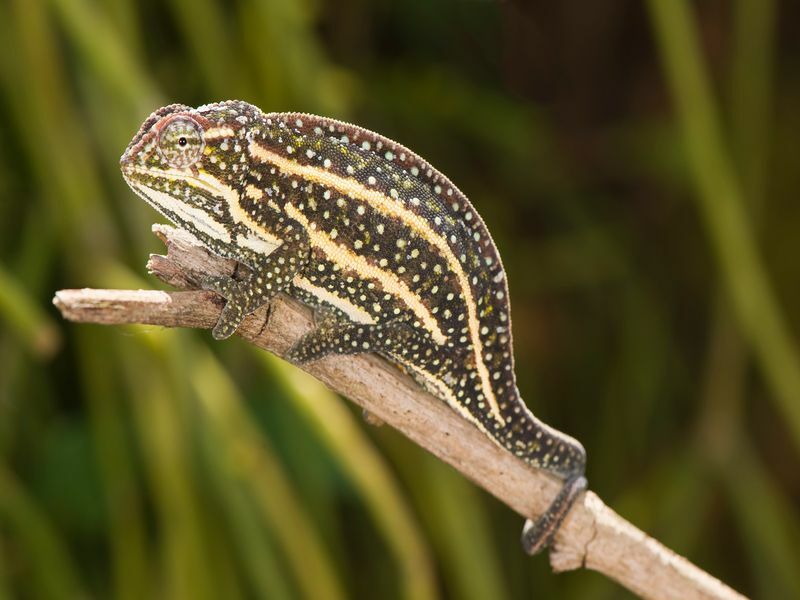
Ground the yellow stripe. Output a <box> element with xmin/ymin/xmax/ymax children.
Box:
<box><xmin>251</xmin><ymin>141</ymin><xmax>505</xmax><ymax>424</ymax></box>
<box><xmin>245</xmin><ymin>184</ymin><xmax>263</xmax><ymax>200</ymax></box>
<box><xmin>402</xmin><ymin>362</ymin><xmax>504</xmax><ymax>445</ymax></box>
<box><xmin>285</xmin><ymin>204</ymin><xmax>447</xmax><ymax>346</ymax></box>
<box><xmin>191</xmin><ymin>170</ymin><xmax>283</xmax><ymax>247</ymax></box>
<box><xmin>126</xmin><ymin>165</ymin><xmax>283</xmax><ymax>251</ymax></box>
<box><xmin>292</xmin><ymin>275</ymin><xmax>376</xmax><ymax>325</ymax></box>
<box><xmin>203</xmin><ymin>126</ymin><xmax>236</xmax><ymax>140</ymax></box>
<box><xmin>129</xmin><ymin>181</ymin><xmax>231</xmax><ymax>243</ymax></box>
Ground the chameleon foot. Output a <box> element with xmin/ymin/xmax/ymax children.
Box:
<box><xmin>521</xmin><ymin>473</ymin><xmax>587</xmax><ymax>555</ymax></box>
<box><xmin>201</xmin><ymin>276</ymin><xmax>250</xmax><ymax>340</ymax></box>
<box><xmin>286</xmin><ymin>320</ymin><xmax>413</xmax><ymax>364</ymax></box>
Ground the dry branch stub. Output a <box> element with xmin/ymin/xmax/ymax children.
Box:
<box><xmin>52</xmin><ymin>224</ymin><xmax>746</xmax><ymax>600</ymax></box>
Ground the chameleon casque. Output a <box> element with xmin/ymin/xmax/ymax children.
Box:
<box><xmin>120</xmin><ymin>100</ymin><xmax>587</xmax><ymax>554</ymax></box>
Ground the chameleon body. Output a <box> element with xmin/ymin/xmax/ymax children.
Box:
<box><xmin>120</xmin><ymin>100</ymin><xmax>587</xmax><ymax>553</ymax></box>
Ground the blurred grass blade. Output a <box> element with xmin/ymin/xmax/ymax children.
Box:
<box><xmin>263</xmin><ymin>354</ymin><xmax>439</xmax><ymax>600</ymax></box>
<box><xmin>646</xmin><ymin>0</ymin><xmax>800</xmax><ymax>452</ymax></box>
<box><xmin>0</xmin><ymin>463</ymin><xmax>86</xmax><ymax>599</ymax></box>
<box><xmin>0</xmin><ymin>544</ymin><xmax>11</xmax><ymax>600</ymax></box>
<box><xmin>725</xmin><ymin>447</ymin><xmax>800</xmax><ymax>598</ymax></box>
<box><xmin>0</xmin><ymin>262</ymin><xmax>60</xmax><ymax>358</ymax></box>
<box><xmin>190</xmin><ymin>346</ymin><xmax>347</xmax><ymax>600</ymax></box>
<box><xmin>241</xmin><ymin>0</ymin><xmax>351</xmax><ymax>114</ymax></box>
<box><xmin>76</xmin><ymin>330</ymin><xmax>151</xmax><ymax>600</ymax></box>
<box><xmin>167</xmin><ymin>0</ymin><xmax>252</xmax><ymax>99</ymax></box>
<box><xmin>198</xmin><ymin>417</ymin><xmax>295</xmax><ymax>600</ymax></box>
<box><xmin>96</xmin><ymin>0</ymin><xmax>143</xmax><ymax>61</ymax></box>
<box><xmin>3</xmin><ymin>0</ymin><xmax>117</xmax><ymax>261</ymax></box>
<box><xmin>117</xmin><ymin>338</ymin><xmax>220</xmax><ymax>600</ymax></box>
<box><xmin>381</xmin><ymin>440</ymin><xmax>510</xmax><ymax>600</ymax></box>
<box><xmin>46</xmin><ymin>0</ymin><xmax>160</xmax><ymax>114</ymax></box>
<box><xmin>730</xmin><ymin>0</ymin><xmax>776</xmax><ymax>210</ymax></box>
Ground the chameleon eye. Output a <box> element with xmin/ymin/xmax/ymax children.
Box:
<box><xmin>157</xmin><ymin>116</ymin><xmax>204</xmax><ymax>168</ymax></box>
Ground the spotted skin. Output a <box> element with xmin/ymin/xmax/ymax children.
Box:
<box><xmin>120</xmin><ymin>100</ymin><xmax>587</xmax><ymax>553</ymax></box>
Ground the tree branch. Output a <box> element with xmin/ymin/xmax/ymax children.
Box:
<box><xmin>53</xmin><ymin>224</ymin><xmax>746</xmax><ymax>600</ymax></box>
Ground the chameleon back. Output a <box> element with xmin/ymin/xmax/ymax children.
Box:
<box><xmin>243</xmin><ymin>110</ymin><xmax>583</xmax><ymax>476</ymax></box>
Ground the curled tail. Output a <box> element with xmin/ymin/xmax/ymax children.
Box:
<box><xmin>493</xmin><ymin>387</ymin><xmax>588</xmax><ymax>554</ymax></box>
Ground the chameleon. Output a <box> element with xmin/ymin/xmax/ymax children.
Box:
<box><xmin>120</xmin><ymin>100</ymin><xmax>587</xmax><ymax>554</ymax></box>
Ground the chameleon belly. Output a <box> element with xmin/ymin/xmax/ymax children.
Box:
<box><xmin>120</xmin><ymin>101</ymin><xmax>586</xmax><ymax>553</ymax></box>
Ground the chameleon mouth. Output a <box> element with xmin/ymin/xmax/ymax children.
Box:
<box><xmin>122</xmin><ymin>171</ymin><xmax>232</xmax><ymax>245</ymax></box>
<box><xmin>121</xmin><ymin>165</ymin><xmax>237</xmax><ymax>205</ymax></box>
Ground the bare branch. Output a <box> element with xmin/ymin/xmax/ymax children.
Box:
<box><xmin>53</xmin><ymin>224</ymin><xmax>746</xmax><ymax>600</ymax></box>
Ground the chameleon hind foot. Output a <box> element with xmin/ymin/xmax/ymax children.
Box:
<box><xmin>521</xmin><ymin>473</ymin><xmax>587</xmax><ymax>555</ymax></box>
<box><xmin>285</xmin><ymin>321</ymin><xmax>371</xmax><ymax>363</ymax></box>
<box><xmin>286</xmin><ymin>319</ymin><xmax>417</xmax><ymax>364</ymax></box>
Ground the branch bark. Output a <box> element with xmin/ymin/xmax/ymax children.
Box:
<box><xmin>53</xmin><ymin>224</ymin><xmax>746</xmax><ymax>600</ymax></box>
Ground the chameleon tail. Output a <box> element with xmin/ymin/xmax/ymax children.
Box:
<box><xmin>521</xmin><ymin>472</ymin><xmax>587</xmax><ymax>554</ymax></box>
<box><xmin>498</xmin><ymin>403</ymin><xmax>587</xmax><ymax>554</ymax></box>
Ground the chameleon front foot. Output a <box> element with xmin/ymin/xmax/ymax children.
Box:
<box><xmin>201</xmin><ymin>275</ymin><xmax>252</xmax><ymax>340</ymax></box>
<box><xmin>521</xmin><ymin>473</ymin><xmax>587</xmax><ymax>555</ymax></box>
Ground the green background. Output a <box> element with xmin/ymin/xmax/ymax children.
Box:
<box><xmin>0</xmin><ymin>0</ymin><xmax>798</xmax><ymax>598</ymax></box>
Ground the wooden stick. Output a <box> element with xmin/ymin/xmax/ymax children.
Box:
<box><xmin>53</xmin><ymin>225</ymin><xmax>746</xmax><ymax>600</ymax></box>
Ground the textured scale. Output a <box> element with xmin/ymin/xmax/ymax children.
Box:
<box><xmin>120</xmin><ymin>100</ymin><xmax>587</xmax><ymax>553</ymax></box>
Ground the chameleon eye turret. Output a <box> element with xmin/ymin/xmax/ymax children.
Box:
<box><xmin>157</xmin><ymin>116</ymin><xmax>205</xmax><ymax>168</ymax></box>
<box><xmin>121</xmin><ymin>100</ymin><xmax>588</xmax><ymax>556</ymax></box>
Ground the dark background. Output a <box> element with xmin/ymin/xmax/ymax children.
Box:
<box><xmin>0</xmin><ymin>0</ymin><xmax>798</xmax><ymax>598</ymax></box>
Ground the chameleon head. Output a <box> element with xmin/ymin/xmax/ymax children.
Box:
<box><xmin>119</xmin><ymin>101</ymin><xmax>261</xmax><ymax>241</ymax></box>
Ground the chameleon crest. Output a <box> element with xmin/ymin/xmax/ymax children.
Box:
<box><xmin>121</xmin><ymin>100</ymin><xmax>587</xmax><ymax>553</ymax></box>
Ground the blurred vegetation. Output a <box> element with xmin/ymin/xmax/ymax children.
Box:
<box><xmin>0</xmin><ymin>0</ymin><xmax>798</xmax><ymax>598</ymax></box>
